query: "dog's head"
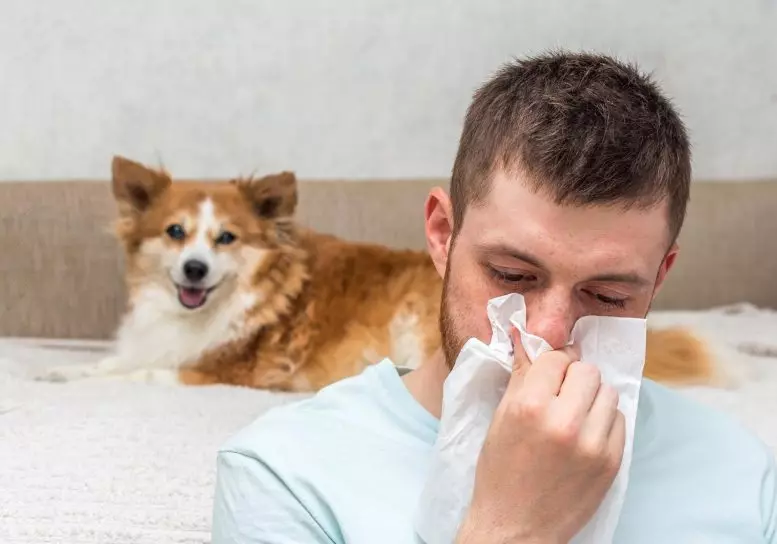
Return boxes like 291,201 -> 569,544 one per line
111,155 -> 299,313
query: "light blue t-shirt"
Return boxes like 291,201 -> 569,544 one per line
212,360 -> 777,543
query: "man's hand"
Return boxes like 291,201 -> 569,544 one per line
456,330 -> 625,544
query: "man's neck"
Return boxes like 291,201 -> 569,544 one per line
401,349 -> 449,419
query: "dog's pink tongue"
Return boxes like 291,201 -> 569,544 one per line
179,287 -> 206,308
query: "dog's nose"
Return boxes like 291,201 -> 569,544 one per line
183,260 -> 209,282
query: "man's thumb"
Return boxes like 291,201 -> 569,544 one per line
510,326 -> 531,381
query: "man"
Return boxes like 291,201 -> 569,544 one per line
211,52 -> 777,543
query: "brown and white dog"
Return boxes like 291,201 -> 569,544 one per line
42,156 -> 716,391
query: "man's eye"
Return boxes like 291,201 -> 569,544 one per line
593,293 -> 627,309
490,267 -> 531,284
215,231 -> 237,245
166,224 -> 186,240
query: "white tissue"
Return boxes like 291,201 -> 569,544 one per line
414,293 -> 647,544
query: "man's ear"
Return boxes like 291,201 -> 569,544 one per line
111,155 -> 172,213
236,171 -> 298,220
424,187 -> 455,278
652,243 -> 680,299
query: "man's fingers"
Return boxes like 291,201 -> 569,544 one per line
508,331 -> 580,400
554,362 -> 602,427
564,343 -> 581,362
578,383 -> 619,451
506,328 -> 532,396
606,409 -> 627,470
511,327 -> 531,376
522,348 -> 577,399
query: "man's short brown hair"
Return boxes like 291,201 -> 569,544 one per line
450,51 -> 691,242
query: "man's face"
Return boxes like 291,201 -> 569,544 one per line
425,169 -> 678,367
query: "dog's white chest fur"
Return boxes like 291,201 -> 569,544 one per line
114,284 -> 256,371
37,283 -> 258,384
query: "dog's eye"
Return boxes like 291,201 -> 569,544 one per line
166,224 -> 186,240
215,231 -> 237,245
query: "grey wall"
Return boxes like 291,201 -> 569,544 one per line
1,0 -> 775,181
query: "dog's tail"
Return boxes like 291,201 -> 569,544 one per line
644,328 -> 718,386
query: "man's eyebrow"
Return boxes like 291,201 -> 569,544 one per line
475,242 -> 547,270
476,242 -> 652,286
587,272 -> 652,286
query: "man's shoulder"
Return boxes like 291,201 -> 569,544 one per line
212,367 -> 400,544
222,364 -> 385,457
641,379 -> 774,467
219,360 -> 433,468
214,362 -> 435,544
630,381 -> 777,540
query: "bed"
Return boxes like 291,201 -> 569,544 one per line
1,178 -> 775,543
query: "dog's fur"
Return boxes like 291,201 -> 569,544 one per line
42,156 -> 717,390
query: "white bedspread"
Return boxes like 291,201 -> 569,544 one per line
1,304 -> 775,544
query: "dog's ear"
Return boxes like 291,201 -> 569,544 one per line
111,155 -> 172,213
237,171 -> 298,220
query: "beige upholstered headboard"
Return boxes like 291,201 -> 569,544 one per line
1,179 -> 775,339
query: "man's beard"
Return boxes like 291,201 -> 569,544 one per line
439,265 -> 466,370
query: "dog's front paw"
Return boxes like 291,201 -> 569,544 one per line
35,363 -> 102,383
34,355 -> 128,383
124,368 -> 182,385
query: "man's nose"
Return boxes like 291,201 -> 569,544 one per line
524,290 -> 578,350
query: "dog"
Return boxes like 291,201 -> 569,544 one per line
41,156 -> 717,391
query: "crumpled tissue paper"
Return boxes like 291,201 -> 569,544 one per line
414,293 -> 647,544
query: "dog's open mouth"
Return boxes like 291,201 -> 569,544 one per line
176,285 -> 216,310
